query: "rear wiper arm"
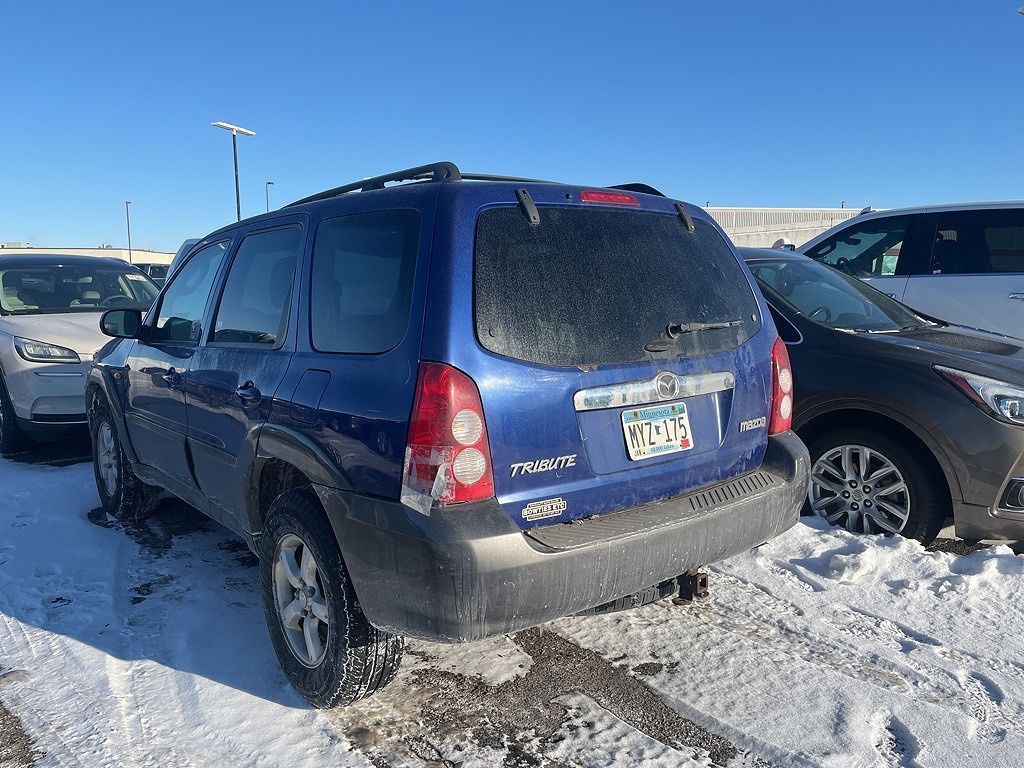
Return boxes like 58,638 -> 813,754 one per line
666,319 -> 742,339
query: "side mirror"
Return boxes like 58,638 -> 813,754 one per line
100,308 -> 142,339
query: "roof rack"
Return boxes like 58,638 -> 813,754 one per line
286,162 -> 462,207
285,160 -> 664,207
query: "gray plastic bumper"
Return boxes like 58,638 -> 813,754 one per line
317,431 -> 809,642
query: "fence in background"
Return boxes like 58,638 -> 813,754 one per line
706,207 -> 862,248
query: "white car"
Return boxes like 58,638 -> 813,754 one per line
799,201 -> 1024,339
0,254 -> 159,453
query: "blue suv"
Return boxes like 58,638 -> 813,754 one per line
88,162 -> 809,707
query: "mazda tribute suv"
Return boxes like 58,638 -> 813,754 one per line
88,162 -> 809,707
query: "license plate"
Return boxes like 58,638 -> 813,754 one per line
621,402 -> 694,461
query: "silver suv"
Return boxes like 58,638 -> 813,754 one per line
800,201 -> 1024,339
0,254 -> 159,453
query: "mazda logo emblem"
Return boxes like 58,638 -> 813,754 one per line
656,372 -> 678,399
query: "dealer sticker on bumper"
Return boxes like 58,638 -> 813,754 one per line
622,402 -> 693,461
522,497 -> 567,521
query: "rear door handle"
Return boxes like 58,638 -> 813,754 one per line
1010,293 -> 1024,302
236,381 -> 261,403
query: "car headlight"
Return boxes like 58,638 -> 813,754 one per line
935,365 -> 1024,426
13,337 -> 81,363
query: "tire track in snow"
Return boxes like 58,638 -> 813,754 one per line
694,594 -> 1019,744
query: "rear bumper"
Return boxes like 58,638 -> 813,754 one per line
317,431 -> 809,641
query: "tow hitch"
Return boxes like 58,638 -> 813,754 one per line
672,571 -> 709,605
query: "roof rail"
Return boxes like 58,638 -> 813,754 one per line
286,161 -> 462,207
610,183 -> 666,197
285,162 -> 665,208
458,173 -> 557,184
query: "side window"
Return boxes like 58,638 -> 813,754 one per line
805,216 -> 909,277
211,227 -> 301,346
928,210 -> 1024,275
767,304 -> 801,343
150,241 -> 228,344
310,210 -> 420,354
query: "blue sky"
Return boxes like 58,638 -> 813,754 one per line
2,1 -> 1021,252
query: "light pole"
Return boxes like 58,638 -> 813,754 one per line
211,121 -> 256,221
124,201 -> 133,264
265,180 -> 275,213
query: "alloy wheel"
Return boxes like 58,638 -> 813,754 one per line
97,422 -> 119,496
809,444 -> 911,534
273,533 -> 330,668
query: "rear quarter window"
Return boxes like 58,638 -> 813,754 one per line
310,209 -> 420,354
474,206 -> 760,368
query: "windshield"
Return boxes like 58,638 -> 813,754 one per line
747,257 -> 930,332
0,261 -> 160,315
475,207 -> 760,367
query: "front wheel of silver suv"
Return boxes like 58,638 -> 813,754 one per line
259,487 -> 403,708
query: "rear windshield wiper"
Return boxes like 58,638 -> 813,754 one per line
646,319 -> 743,352
666,319 -> 742,339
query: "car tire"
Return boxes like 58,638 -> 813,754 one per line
806,427 -> 948,543
90,398 -> 145,521
0,374 -> 27,456
259,487 -> 403,708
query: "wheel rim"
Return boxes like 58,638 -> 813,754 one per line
809,444 -> 911,534
97,422 -> 118,496
273,533 -> 330,668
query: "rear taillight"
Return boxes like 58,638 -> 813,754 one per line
400,362 -> 495,514
769,336 -> 794,434
579,189 -> 640,206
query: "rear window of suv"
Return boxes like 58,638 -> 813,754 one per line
474,206 -> 760,367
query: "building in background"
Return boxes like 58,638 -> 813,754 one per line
705,208 -> 862,248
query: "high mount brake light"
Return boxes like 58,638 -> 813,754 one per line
579,189 -> 640,207
769,337 -> 794,434
400,362 -> 495,514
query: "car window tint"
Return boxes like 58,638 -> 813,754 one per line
928,210 -> 1024,275
805,216 -> 908,277
150,241 -> 228,344
212,228 -> 300,346
310,210 -> 420,354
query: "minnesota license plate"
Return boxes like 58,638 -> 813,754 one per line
621,402 -> 694,461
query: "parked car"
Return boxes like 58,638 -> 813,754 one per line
133,263 -> 170,286
799,201 -> 1024,339
743,246 -> 1024,543
0,255 -> 160,453
87,162 -> 809,707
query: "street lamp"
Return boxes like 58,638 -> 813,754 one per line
124,201 -> 133,264
265,180 -> 275,213
211,121 -> 256,221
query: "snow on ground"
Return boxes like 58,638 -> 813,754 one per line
1,451 -> 1023,767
